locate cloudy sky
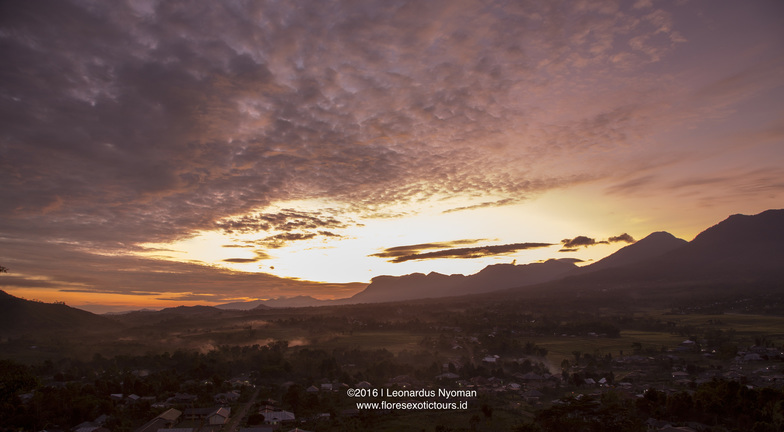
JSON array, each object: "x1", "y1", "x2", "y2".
[{"x1": 1, "y1": 0, "x2": 782, "y2": 312}]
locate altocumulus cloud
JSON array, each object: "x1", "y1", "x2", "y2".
[
  {"x1": 4, "y1": 0, "x2": 762, "y2": 300},
  {"x1": 1, "y1": 0, "x2": 692, "y2": 250}
]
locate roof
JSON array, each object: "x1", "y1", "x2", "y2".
[
  {"x1": 209, "y1": 407, "x2": 231, "y2": 419},
  {"x1": 157, "y1": 408, "x2": 182, "y2": 422},
  {"x1": 134, "y1": 418, "x2": 169, "y2": 432},
  {"x1": 521, "y1": 372, "x2": 544, "y2": 380},
  {"x1": 261, "y1": 409, "x2": 296, "y2": 423}
]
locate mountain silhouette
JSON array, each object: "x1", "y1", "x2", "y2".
[
  {"x1": 350, "y1": 259, "x2": 578, "y2": 303},
  {"x1": 583, "y1": 231, "x2": 687, "y2": 273},
  {"x1": 555, "y1": 209, "x2": 784, "y2": 287},
  {"x1": 351, "y1": 209, "x2": 784, "y2": 303},
  {"x1": 654, "y1": 208, "x2": 784, "y2": 281},
  {"x1": 0, "y1": 290, "x2": 121, "y2": 337},
  {"x1": 3, "y1": 209, "x2": 780, "y2": 322}
]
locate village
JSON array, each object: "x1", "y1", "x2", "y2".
[{"x1": 10, "y1": 319, "x2": 782, "y2": 432}]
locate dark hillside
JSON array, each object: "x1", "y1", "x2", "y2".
[
  {"x1": 583, "y1": 231, "x2": 687, "y2": 273},
  {"x1": 0, "y1": 290, "x2": 121, "y2": 337}
]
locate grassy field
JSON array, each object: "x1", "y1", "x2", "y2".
[
  {"x1": 309, "y1": 330, "x2": 429, "y2": 353},
  {"x1": 534, "y1": 330, "x2": 685, "y2": 365},
  {"x1": 661, "y1": 313, "x2": 784, "y2": 343}
]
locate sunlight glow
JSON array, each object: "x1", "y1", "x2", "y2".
[{"x1": 136, "y1": 196, "x2": 640, "y2": 284}]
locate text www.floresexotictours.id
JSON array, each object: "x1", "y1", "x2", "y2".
[{"x1": 347, "y1": 388, "x2": 475, "y2": 411}]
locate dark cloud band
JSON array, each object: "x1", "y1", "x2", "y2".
[{"x1": 376, "y1": 242, "x2": 553, "y2": 263}]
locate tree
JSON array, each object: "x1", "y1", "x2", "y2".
[
  {"x1": 481, "y1": 402, "x2": 493, "y2": 418},
  {"x1": 0, "y1": 265, "x2": 7, "y2": 273}
]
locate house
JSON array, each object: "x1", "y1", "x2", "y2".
[
  {"x1": 169, "y1": 393, "x2": 198, "y2": 405},
  {"x1": 227, "y1": 375, "x2": 252, "y2": 387},
  {"x1": 261, "y1": 409, "x2": 295, "y2": 424},
  {"x1": 73, "y1": 423, "x2": 109, "y2": 432},
  {"x1": 157, "y1": 409, "x2": 182, "y2": 424},
  {"x1": 133, "y1": 408, "x2": 182, "y2": 432},
  {"x1": 214, "y1": 390, "x2": 241, "y2": 404},
  {"x1": 355, "y1": 381, "x2": 372, "y2": 389},
  {"x1": 519, "y1": 372, "x2": 545, "y2": 381},
  {"x1": 436, "y1": 372, "x2": 460, "y2": 380},
  {"x1": 320, "y1": 383, "x2": 333, "y2": 391},
  {"x1": 306, "y1": 385, "x2": 319, "y2": 393},
  {"x1": 208, "y1": 407, "x2": 231, "y2": 425},
  {"x1": 184, "y1": 407, "x2": 214, "y2": 420}
]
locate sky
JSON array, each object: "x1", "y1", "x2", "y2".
[{"x1": 1, "y1": 0, "x2": 783, "y2": 313}]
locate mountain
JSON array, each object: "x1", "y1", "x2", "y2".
[
  {"x1": 109, "y1": 304, "x2": 230, "y2": 326},
  {"x1": 0, "y1": 290, "x2": 121, "y2": 337},
  {"x1": 548, "y1": 209, "x2": 784, "y2": 288},
  {"x1": 350, "y1": 259, "x2": 578, "y2": 303},
  {"x1": 255, "y1": 295, "x2": 329, "y2": 308},
  {"x1": 583, "y1": 231, "x2": 687, "y2": 273},
  {"x1": 215, "y1": 299, "x2": 271, "y2": 310},
  {"x1": 653, "y1": 209, "x2": 784, "y2": 281},
  {"x1": 357, "y1": 209, "x2": 784, "y2": 304},
  {"x1": 216, "y1": 295, "x2": 333, "y2": 310}
]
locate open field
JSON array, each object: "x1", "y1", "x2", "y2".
[
  {"x1": 309, "y1": 330, "x2": 429, "y2": 353},
  {"x1": 537, "y1": 330, "x2": 686, "y2": 365},
  {"x1": 662, "y1": 313, "x2": 784, "y2": 343}
]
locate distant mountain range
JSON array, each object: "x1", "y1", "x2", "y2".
[
  {"x1": 212, "y1": 208, "x2": 783, "y2": 308},
  {"x1": 350, "y1": 258, "x2": 579, "y2": 303},
  {"x1": 564, "y1": 209, "x2": 784, "y2": 287},
  {"x1": 1, "y1": 209, "x2": 781, "y2": 334},
  {"x1": 215, "y1": 295, "x2": 328, "y2": 310}
]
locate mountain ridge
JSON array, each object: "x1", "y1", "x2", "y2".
[
  {"x1": 3, "y1": 209, "x2": 780, "y2": 326},
  {"x1": 350, "y1": 258, "x2": 579, "y2": 303},
  {"x1": 0, "y1": 290, "x2": 122, "y2": 337},
  {"x1": 581, "y1": 231, "x2": 687, "y2": 273}
]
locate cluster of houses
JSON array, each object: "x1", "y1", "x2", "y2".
[
  {"x1": 133, "y1": 407, "x2": 230, "y2": 432},
  {"x1": 131, "y1": 403, "x2": 315, "y2": 432},
  {"x1": 40, "y1": 337, "x2": 784, "y2": 432}
]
